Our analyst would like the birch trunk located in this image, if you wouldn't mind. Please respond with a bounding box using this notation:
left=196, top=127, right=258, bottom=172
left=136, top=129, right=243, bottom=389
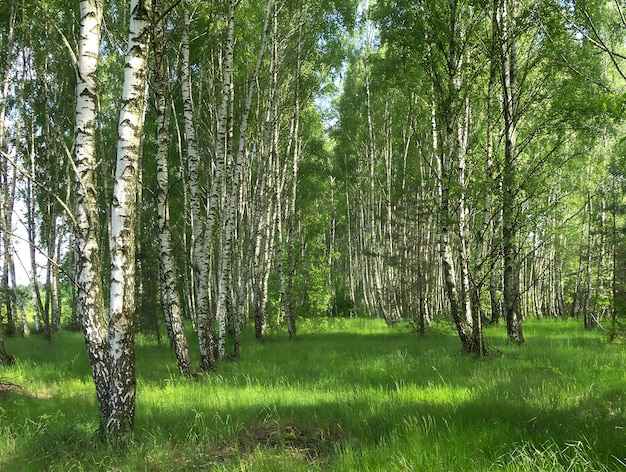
left=583, top=193, right=594, bottom=328
left=207, top=0, right=235, bottom=362
left=46, top=214, right=61, bottom=332
left=26, top=126, right=47, bottom=335
left=0, top=238, right=13, bottom=361
left=252, top=1, right=284, bottom=339
left=0, top=2, right=16, bottom=344
left=253, top=75, right=278, bottom=338
left=0, top=3, right=14, bottom=156
left=433, top=98, right=467, bottom=346
left=0, top=311, right=13, bottom=363
left=430, top=1, right=484, bottom=354
left=438, top=142, right=475, bottom=352
left=499, top=0, right=524, bottom=344
left=182, top=7, right=216, bottom=371
left=106, top=0, right=151, bottom=436
left=2, top=162, right=18, bottom=335
left=570, top=199, right=587, bottom=319
left=278, top=9, right=301, bottom=338
left=181, top=7, right=208, bottom=341
left=252, top=157, right=274, bottom=338
left=75, top=0, right=110, bottom=431
left=593, top=192, right=607, bottom=319
left=154, top=1, right=196, bottom=376
left=476, top=7, right=499, bottom=324
left=0, top=170, right=8, bottom=338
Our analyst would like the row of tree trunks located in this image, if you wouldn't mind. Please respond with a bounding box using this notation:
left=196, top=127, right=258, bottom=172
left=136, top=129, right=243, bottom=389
left=277, top=7, right=302, bottom=339
left=181, top=4, right=215, bottom=373
left=337, top=0, right=535, bottom=353
left=6, top=0, right=625, bottom=446
left=0, top=0, right=68, bottom=341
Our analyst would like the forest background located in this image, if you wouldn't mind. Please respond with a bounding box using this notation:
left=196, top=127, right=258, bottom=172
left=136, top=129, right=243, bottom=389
left=1, top=0, right=626, bottom=445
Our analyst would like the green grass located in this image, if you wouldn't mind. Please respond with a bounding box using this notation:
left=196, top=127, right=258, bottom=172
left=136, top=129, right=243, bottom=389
left=1, top=317, right=625, bottom=471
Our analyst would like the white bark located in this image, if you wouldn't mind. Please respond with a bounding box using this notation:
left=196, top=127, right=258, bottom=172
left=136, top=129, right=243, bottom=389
left=74, top=0, right=109, bottom=430
left=107, top=0, right=152, bottom=436
left=210, top=0, right=236, bottom=361
left=181, top=8, right=215, bottom=371
left=26, top=127, right=46, bottom=333
left=154, top=4, right=196, bottom=376
left=284, top=11, right=301, bottom=337
left=181, top=8, right=203, bottom=319
left=0, top=4, right=17, bottom=339
left=9, top=248, right=29, bottom=336
left=253, top=7, right=283, bottom=338
left=2, top=162, right=18, bottom=334
left=252, top=149, right=276, bottom=338
left=0, top=2, right=15, bottom=155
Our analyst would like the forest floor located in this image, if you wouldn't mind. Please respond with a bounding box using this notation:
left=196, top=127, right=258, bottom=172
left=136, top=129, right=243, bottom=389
left=1, top=317, right=625, bottom=471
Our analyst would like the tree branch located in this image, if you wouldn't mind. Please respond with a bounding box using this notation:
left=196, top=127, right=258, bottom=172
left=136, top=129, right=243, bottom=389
left=33, top=0, right=78, bottom=68
left=0, top=149, right=77, bottom=228
left=577, top=5, right=626, bottom=82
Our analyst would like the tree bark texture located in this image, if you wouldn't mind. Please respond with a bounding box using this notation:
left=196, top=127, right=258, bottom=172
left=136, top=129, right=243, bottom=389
left=154, top=1, right=196, bottom=377
left=74, top=0, right=110, bottom=432
left=106, top=0, right=152, bottom=437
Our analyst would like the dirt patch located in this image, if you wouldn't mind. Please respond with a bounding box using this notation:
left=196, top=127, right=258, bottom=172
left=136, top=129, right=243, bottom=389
left=0, top=381, right=25, bottom=401
left=209, top=421, right=345, bottom=467
left=0, top=381, right=50, bottom=401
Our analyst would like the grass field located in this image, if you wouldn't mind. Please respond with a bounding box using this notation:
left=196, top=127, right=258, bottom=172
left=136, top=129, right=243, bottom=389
left=1, top=317, right=625, bottom=471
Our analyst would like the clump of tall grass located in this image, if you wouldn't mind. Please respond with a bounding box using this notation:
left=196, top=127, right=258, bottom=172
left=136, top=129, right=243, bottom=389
left=491, top=438, right=619, bottom=471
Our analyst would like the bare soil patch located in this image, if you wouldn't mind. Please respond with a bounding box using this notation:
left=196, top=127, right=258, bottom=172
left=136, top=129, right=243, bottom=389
left=0, top=381, right=25, bottom=401
left=208, top=421, right=345, bottom=467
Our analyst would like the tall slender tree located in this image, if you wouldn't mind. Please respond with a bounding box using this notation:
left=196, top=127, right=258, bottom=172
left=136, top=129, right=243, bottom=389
left=153, top=0, right=196, bottom=377
left=181, top=3, right=215, bottom=371
left=106, top=0, right=152, bottom=436
left=74, top=0, right=110, bottom=432
left=0, top=1, right=18, bottom=341
left=497, top=0, right=524, bottom=344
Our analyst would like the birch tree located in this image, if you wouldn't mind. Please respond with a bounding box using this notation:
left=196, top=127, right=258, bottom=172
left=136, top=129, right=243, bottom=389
left=497, top=0, right=525, bottom=344
left=1, top=161, right=18, bottom=335
left=74, top=0, right=110, bottom=431
left=0, top=1, right=18, bottom=339
left=153, top=0, right=195, bottom=377
left=370, top=0, right=488, bottom=354
left=181, top=4, right=215, bottom=371
left=106, top=0, right=152, bottom=436
left=0, top=144, right=15, bottom=361
left=74, top=0, right=152, bottom=438
left=214, top=0, right=272, bottom=358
